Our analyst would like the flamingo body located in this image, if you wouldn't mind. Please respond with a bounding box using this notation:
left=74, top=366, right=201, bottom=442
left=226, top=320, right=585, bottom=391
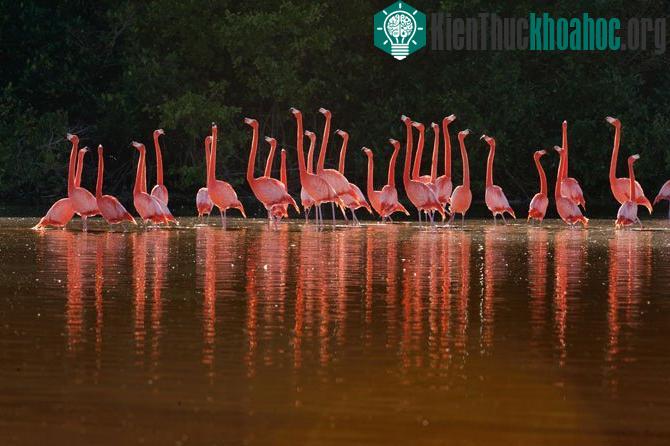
left=34, top=198, right=75, bottom=229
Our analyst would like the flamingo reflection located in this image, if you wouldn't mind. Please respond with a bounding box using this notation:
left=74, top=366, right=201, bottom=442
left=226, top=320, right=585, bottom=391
left=132, top=233, right=147, bottom=361
left=528, top=228, right=549, bottom=348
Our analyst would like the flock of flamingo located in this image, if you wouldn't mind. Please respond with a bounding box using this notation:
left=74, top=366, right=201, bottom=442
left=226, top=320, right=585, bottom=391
left=34, top=109, right=670, bottom=231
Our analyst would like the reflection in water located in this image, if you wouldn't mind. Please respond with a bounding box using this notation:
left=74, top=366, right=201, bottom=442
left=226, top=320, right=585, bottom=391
left=8, top=219, right=670, bottom=444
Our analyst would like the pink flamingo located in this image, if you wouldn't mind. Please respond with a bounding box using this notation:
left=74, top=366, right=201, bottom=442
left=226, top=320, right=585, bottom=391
left=335, top=129, right=372, bottom=224
left=380, top=139, right=410, bottom=219
left=131, top=141, right=169, bottom=225
left=150, top=129, right=169, bottom=204
left=554, top=146, right=588, bottom=227
left=410, top=121, right=437, bottom=187
left=653, top=180, right=670, bottom=219
left=315, top=108, right=359, bottom=221
left=528, top=150, right=549, bottom=223
left=362, top=144, right=408, bottom=221
left=434, top=114, right=456, bottom=208
left=67, top=133, right=99, bottom=231
left=401, top=115, right=445, bottom=224
left=448, top=129, right=472, bottom=224
left=244, top=118, right=298, bottom=224
left=606, top=117, right=653, bottom=213
left=616, top=154, right=642, bottom=228
left=196, top=136, right=214, bottom=219
left=290, top=108, right=340, bottom=226
left=272, top=148, right=291, bottom=220
left=559, top=121, right=586, bottom=209
left=482, top=135, right=516, bottom=223
left=96, top=144, right=136, bottom=227
left=207, top=123, right=246, bottom=227
left=300, top=130, right=317, bottom=222
left=263, top=136, right=289, bottom=220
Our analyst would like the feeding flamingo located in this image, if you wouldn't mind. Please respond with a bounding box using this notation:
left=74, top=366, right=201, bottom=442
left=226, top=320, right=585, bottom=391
left=131, top=141, right=169, bottom=225
left=244, top=118, right=298, bottom=224
left=300, top=130, right=317, bottom=222
left=207, top=123, right=246, bottom=227
left=315, top=108, right=359, bottom=221
left=559, top=121, right=586, bottom=209
left=554, top=146, right=588, bottom=227
left=362, top=144, right=408, bottom=222
left=616, top=154, right=642, bottom=228
left=96, top=144, right=136, bottom=227
left=606, top=117, right=653, bottom=213
left=380, top=139, right=410, bottom=219
left=262, top=137, right=289, bottom=220
left=290, top=108, right=340, bottom=226
left=528, top=150, right=549, bottom=223
left=150, top=129, right=169, bottom=204
left=196, top=136, right=214, bottom=219
left=482, top=135, right=516, bottom=223
left=335, top=129, right=372, bottom=224
left=448, top=129, right=472, bottom=225
left=401, top=115, right=445, bottom=224
left=434, top=114, right=456, bottom=208
left=67, top=133, right=99, bottom=231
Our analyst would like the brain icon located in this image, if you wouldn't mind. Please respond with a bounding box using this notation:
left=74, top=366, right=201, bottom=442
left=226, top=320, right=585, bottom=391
left=386, top=12, right=414, bottom=43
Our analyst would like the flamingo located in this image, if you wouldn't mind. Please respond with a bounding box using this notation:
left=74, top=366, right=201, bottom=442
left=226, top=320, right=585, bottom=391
left=434, top=114, right=456, bottom=208
left=300, top=130, right=317, bottom=222
left=410, top=121, right=437, bottom=188
left=315, top=108, right=359, bottom=221
left=528, top=150, right=549, bottom=223
left=244, top=118, right=298, bottom=224
left=33, top=134, right=86, bottom=229
left=616, top=154, right=642, bottom=228
left=196, top=136, right=214, bottom=219
left=380, top=139, right=410, bottom=219
left=362, top=147, right=383, bottom=217
left=482, top=135, right=516, bottom=223
left=554, top=146, right=588, bottom=227
left=67, top=133, right=99, bottom=231
left=401, top=115, right=445, bottom=224
left=262, top=137, right=289, bottom=220
left=559, top=120, right=586, bottom=209
left=272, top=148, right=291, bottom=219
left=335, top=129, right=372, bottom=224
left=362, top=144, right=408, bottom=222
left=96, top=144, right=136, bottom=227
left=606, top=117, right=653, bottom=213
left=290, top=107, right=340, bottom=226
left=207, top=123, right=246, bottom=227
left=131, top=141, right=169, bottom=225
left=448, top=129, right=472, bottom=224
left=150, top=129, right=169, bottom=204
left=653, top=180, right=670, bottom=219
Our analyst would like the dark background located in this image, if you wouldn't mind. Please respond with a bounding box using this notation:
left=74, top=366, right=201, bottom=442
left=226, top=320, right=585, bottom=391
left=1, top=0, right=669, bottom=217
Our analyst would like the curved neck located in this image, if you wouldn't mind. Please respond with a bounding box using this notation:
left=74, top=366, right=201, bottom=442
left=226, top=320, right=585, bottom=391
left=442, top=120, right=452, bottom=178
left=430, top=126, right=439, bottom=181
left=628, top=159, right=636, bottom=200
left=280, top=150, right=287, bottom=187
left=412, top=126, right=425, bottom=179
left=403, top=122, right=413, bottom=187
left=458, top=136, right=469, bottom=188
left=134, top=147, right=145, bottom=195
left=264, top=139, right=277, bottom=177
left=388, top=143, right=400, bottom=187
left=153, top=133, right=164, bottom=185
left=555, top=152, right=564, bottom=199
left=337, top=134, right=349, bottom=174
left=75, top=150, right=85, bottom=187
left=204, top=138, right=211, bottom=179
left=307, top=135, right=315, bottom=174
left=96, top=148, right=103, bottom=197
left=365, top=152, right=374, bottom=198
left=535, top=156, right=547, bottom=195
left=485, top=143, right=495, bottom=188
left=140, top=145, right=148, bottom=193
left=246, top=124, right=259, bottom=184
left=609, top=124, right=620, bottom=183
left=294, top=116, right=307, bottom=183
left=317, top=113, right=331, bottom=172
left=208, top=127, right=217, bottom=186
left=67, top=138, right=79, bottom=195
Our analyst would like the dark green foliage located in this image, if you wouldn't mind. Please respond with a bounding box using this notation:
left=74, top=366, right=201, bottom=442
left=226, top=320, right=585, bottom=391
left=1, top=0, right=669, bottom=216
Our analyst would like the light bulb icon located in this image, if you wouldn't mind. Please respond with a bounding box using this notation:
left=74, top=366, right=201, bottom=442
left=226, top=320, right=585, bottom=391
left=383, top=9, right=416, bottom=59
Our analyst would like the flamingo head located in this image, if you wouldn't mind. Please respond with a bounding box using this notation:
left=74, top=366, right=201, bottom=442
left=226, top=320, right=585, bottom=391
left=628, top=154, right=640, bottom=164
left=318, top=107, right=331, bottom=118
left=244, top=117, right=258, bottom=127
left=562, top=120, right=567, bottom=128
left=264, top=136, right=276, bottom=146
left=362, top=147, right=372, bottom=156
left=131, top=141, right=144, bottom=150
left=411, top=121, right=425, bottom=131
left=605, top=116, right=621, bottom=127
left=431, top=122, right=439, bottom=131
left=443, top=114, right=456, bottom=125
left=388, top=138, right=400, bottom=149
left=289, top=107, right=302, bottom=118
left=481, top=134, right=494, bottom=146
left=534, top=149, right=547, bottom=159
left=335, top=129, right=348, bottom=139
left=154, top=129, right=165, bottom=137
left=205, top=135, right=212, bottom=145
left=304, top=130, right=316, bottom=143
left=66, top=133, right=79, bottom=144
left=80, top=146, right=89, bottom=154
left=458, top=129, right=471, bottom=140
left=553, top=145, right=564, bottom=154
left=97, top=144, right=104, bottom=152
left=401, top=115, right=411, bottom=125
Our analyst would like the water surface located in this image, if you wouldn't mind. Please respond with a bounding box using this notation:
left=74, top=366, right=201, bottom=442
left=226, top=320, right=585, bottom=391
left=1, top=218, right=670, bottom=445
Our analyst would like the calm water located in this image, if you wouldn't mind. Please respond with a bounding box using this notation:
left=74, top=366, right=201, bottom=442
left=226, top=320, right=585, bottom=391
left=1, top=217, right=670, bottom=445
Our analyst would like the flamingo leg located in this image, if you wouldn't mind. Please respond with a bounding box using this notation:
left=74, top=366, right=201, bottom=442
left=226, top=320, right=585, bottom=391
left=501, top=214, right=507, bottom=225
left=82, top=216, right=88, bottom=232
left=331, top=202, right=336, bottom=226
left=493, top=214, right=497, bottom=225
left=418, top=210, right=422, bottom=225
